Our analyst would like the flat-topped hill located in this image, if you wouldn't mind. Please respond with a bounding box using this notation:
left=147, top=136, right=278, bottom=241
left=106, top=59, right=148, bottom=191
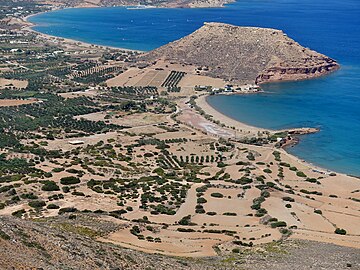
left=141, top=22, right=339, bottom=84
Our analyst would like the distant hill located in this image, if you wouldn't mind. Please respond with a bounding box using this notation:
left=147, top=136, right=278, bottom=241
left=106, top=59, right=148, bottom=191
left=140, top=22, right=339, bottom=84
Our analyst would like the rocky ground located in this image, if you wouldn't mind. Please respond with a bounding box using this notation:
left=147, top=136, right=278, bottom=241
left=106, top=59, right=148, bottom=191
left=0, top=214, right=359, bottom=270
left=241, top=241, right=359, bottom=270
left=141, top=22, right=339, bottom=84
left=0, top=3, right=358, bottom=269
left=0, top=214, right=213, bottom=270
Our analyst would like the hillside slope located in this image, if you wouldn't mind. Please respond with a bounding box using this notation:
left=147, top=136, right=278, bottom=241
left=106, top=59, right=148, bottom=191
left=141, top=22, right=339, bottom=84
left=0, top=214, right=213, bottom=270
left=0, top=214, right=359, bottom=269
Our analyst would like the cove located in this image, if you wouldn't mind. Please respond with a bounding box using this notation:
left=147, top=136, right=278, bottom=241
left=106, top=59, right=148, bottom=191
left=28, top=0, right=360, bottom=175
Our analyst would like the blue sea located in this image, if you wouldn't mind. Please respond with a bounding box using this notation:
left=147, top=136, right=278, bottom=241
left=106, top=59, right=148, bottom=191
left=28, top=0, right=360, bottom=175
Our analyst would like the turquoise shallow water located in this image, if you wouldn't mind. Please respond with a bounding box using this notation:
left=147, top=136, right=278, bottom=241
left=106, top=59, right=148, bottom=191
left=29, top=0, right=360, bottom=175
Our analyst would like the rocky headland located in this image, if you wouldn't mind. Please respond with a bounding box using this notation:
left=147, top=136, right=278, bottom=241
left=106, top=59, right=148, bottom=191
left=141, top=22, right=339, bottom=84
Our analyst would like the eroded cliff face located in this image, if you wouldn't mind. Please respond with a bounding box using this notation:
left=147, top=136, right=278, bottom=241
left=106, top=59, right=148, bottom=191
left=141, top=22, right=339, bottom=84
left=256, top=56, right=339, bottom=84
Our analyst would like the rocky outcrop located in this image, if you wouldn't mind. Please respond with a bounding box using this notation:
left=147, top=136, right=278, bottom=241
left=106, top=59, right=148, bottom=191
left=255, top=58, right=339, bottom=84
left=141, top=22, right=339, bottom=84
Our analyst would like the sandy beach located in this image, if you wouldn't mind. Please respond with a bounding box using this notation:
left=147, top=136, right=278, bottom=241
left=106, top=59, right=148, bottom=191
left=196, top=94, right=270, bottom=134
left=23, top=12, right=143, bottom=53
left=193, top=93, right=345, bottom=175
left=1, top=4, right=357, bottom=260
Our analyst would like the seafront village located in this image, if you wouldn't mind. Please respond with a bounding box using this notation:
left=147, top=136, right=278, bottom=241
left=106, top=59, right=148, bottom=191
left=0, top=0, right=359, bottom=262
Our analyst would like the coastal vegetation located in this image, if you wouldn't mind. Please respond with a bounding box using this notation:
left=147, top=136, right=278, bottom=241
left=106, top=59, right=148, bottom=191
left=0, top=2, right=358, bottom=269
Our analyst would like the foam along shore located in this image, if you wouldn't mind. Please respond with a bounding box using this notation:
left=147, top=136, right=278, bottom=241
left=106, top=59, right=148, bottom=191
left=196, top=94, right=269, bottom=134
left=188, top=93, right=330, bottom=169
left=195, top=94, right=318, bottom=138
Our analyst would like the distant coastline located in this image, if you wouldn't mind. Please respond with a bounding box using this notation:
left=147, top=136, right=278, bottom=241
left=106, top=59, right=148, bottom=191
left=17, top=3, right=355, bottom=180
left=2, top=1, right=359, bottom=260
left=21, top=4, right=360, bottom=177
left=24, top=12, right=143, bottom=53
left=23, top=8, right=340, bottom=177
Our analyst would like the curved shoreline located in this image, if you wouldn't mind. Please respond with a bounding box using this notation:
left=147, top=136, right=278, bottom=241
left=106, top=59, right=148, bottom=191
left=194, top=93, right=350, bottom=176
left=21, top=6, right=356, bottom=178
left=197, top=94, right=270, bottom=134
left=197, top=93, right=318, bottom=138
left=22, top=0, right=236, bottom=52
left=24, top=10, right=144, bottom=53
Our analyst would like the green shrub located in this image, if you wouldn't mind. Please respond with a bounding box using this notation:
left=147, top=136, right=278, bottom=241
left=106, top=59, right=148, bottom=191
left=217, top=162, right=226, bottom=168
left=20, top=193, right=38, bottom=200
left=296, top=171, right=307, bottom=178
left=42, top=181, right=60, bottom=191
left=282, top=197, right=295, bottom=202
left=266, top=182, right=275, bottom=188
left=177, top=228, right=195, bottom=232
left=236, top=177, right=252, bottom=185
left=223, top=212, right=237, bottom=216
left=58, top=207, right=78, bottom=214
left=246, top=152, right=255, bottom=161
left=195, top=205, right=205, bottom=214
left=261, top=190, right=270, bottom=198
left=178, top=215, right=192, bottom=225
left=197, top=197, right=207, bottom=204
left=236, top=161, right=250, bottom=166
left=52, top=167, right=64, bottom=173
left=0, top=230, right=10, bottom=240
left=72, top=191, right=85, bottom=196
left=334, top=228, right=346, bottom=235
left=210, top=192, right=223, bottom=198
left=271, top=221, right=287, bottom=228
left=279, top=162, right=290, bottom=167
left=306, top=178, right=317, bottom=183
left=44, top=172, right=53, bottom=178
left=28, top=200, right=46, bottom=209
left=130, top=225, right=141, bottom=235
left=255, top=208, right=267, bottom=217
left=12, top=209, right=26, bottom=218
left=47, top=204, right=60, bottom=209
left=272, top=151, right=281, bottom=161
left=60, top=176, right=80, bottom=185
